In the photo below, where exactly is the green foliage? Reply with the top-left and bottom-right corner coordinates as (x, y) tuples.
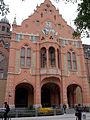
(73, 30), (80, 38)
(28, 103), (34, 110)
(74, 0), (90, 36)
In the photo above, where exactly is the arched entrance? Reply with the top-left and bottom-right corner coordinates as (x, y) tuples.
(15, 88), (28, 107)
(15, 83), (34, 108)
(41, 83), (60, 107)
(67, 84), (82, 108)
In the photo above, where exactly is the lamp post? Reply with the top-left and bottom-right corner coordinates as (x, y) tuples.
(8, 91), (11, 105)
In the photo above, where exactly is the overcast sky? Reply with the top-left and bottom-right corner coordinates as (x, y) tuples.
(2, 0), (90, 45)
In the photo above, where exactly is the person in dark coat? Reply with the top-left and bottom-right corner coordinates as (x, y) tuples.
(4, 102), (10, 120)
(75, 104), (82, 120)
(63, 104), (67, 113)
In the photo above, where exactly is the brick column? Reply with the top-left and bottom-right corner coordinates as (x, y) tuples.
(82, 78), (90, 105)
(62, 80), (68, 107)
(34, 76), (41, 108)
(8, 41), (16, 73)
(5, 75), (15, 108)
(55, 49), (58, 72)
(34, 44), (41, 108)
(60, 85), (63, 107)
(47, 48), (49, 68)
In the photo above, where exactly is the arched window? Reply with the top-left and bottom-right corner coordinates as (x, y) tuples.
(67, 52), (72, 70)
(36, 21), (39, 26)
(72, 52), (76, 70)
(2, 26), (5, 31)
(44, 9), (47, 14)
(20, 47), (31, 68)
(57, 49), (60, 68)
(54, 15), (56, 20)
(67, 50), (77, 70)
(49, 10), (52, 14)
(49, 47), (55, 67)
(41, 13), (43, 17)
(27, 48), (31, 67)
(20, 48), (25, 67)
(41, 48), (47, 68)
(7, 27), (9, 32)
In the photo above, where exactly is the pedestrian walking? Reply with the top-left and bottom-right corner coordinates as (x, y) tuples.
(63, 104), (67, 113)
(4, 102), (10, 120)
(75, 104), (82, 120)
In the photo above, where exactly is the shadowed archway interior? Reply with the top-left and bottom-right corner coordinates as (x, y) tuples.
(15, 88), (28, 107)
(67, 84), (82, 108)
(41, 83), (60, 107)
(15, 83), (34, 108)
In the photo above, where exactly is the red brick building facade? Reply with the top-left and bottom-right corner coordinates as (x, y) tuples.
(0, 17), (11, 106)
(5, 0), (90, 108)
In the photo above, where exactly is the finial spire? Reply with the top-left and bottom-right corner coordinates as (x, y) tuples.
(13, 14), (17, 25)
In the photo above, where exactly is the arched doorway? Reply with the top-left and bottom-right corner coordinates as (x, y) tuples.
(15, 83), (34, 108)
(41, 83), (60, 107)
(67, 84), (82, 108)
(15, 88), (28, 107)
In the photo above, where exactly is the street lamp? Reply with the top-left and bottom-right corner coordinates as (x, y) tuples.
(8, 91), (12, 105)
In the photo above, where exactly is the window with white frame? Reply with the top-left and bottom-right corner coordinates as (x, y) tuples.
(72, 52), (77, 70)
(20, 48), (25, 67)
(20, 47), (31, 68)
(2, 26), (5, 31)
(57, 49), (60, 68)
(44, 9), (47, 14)
(36, 21), (39, 26)
(49, 47), (55, 67)
(41, 48), (47, 68)
(30, 36), (33, 40)
(67, 52), (72, 70)
(26, 48), (31, 67)
(58, 24), (60, 30)
(67, 50), (77, 70)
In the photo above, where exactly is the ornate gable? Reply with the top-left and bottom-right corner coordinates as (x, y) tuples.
(12, 0), (74, 39)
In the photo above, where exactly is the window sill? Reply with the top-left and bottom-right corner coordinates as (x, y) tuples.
(69, 69), (77, 72)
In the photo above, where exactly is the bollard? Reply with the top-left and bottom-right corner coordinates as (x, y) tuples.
(15, 110), (18, 118)
(82, 112), (86, 120)
(35, 109), (38, 117)
(54, 109), (56, 116)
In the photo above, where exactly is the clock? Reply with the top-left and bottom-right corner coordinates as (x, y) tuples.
(46, 21), (52, 27)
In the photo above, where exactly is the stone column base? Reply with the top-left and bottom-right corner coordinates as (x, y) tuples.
(9, 105), (15, 109)
(34, 104), (42, 109)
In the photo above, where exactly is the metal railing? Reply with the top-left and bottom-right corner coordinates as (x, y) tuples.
(0, 108), (64, 118)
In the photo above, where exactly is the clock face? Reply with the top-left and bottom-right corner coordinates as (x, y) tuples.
(42, 28), (56, 35)
(46, 22), (52, 27)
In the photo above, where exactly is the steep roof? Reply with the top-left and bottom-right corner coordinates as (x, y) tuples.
(0, 16), (9, 24)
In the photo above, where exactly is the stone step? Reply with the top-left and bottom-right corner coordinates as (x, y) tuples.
(66, 108), (75, 114)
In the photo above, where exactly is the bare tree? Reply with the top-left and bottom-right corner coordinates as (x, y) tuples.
(0, 0), (9, 16)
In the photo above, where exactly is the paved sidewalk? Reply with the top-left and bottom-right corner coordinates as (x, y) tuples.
(11, 113), (90, 120)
